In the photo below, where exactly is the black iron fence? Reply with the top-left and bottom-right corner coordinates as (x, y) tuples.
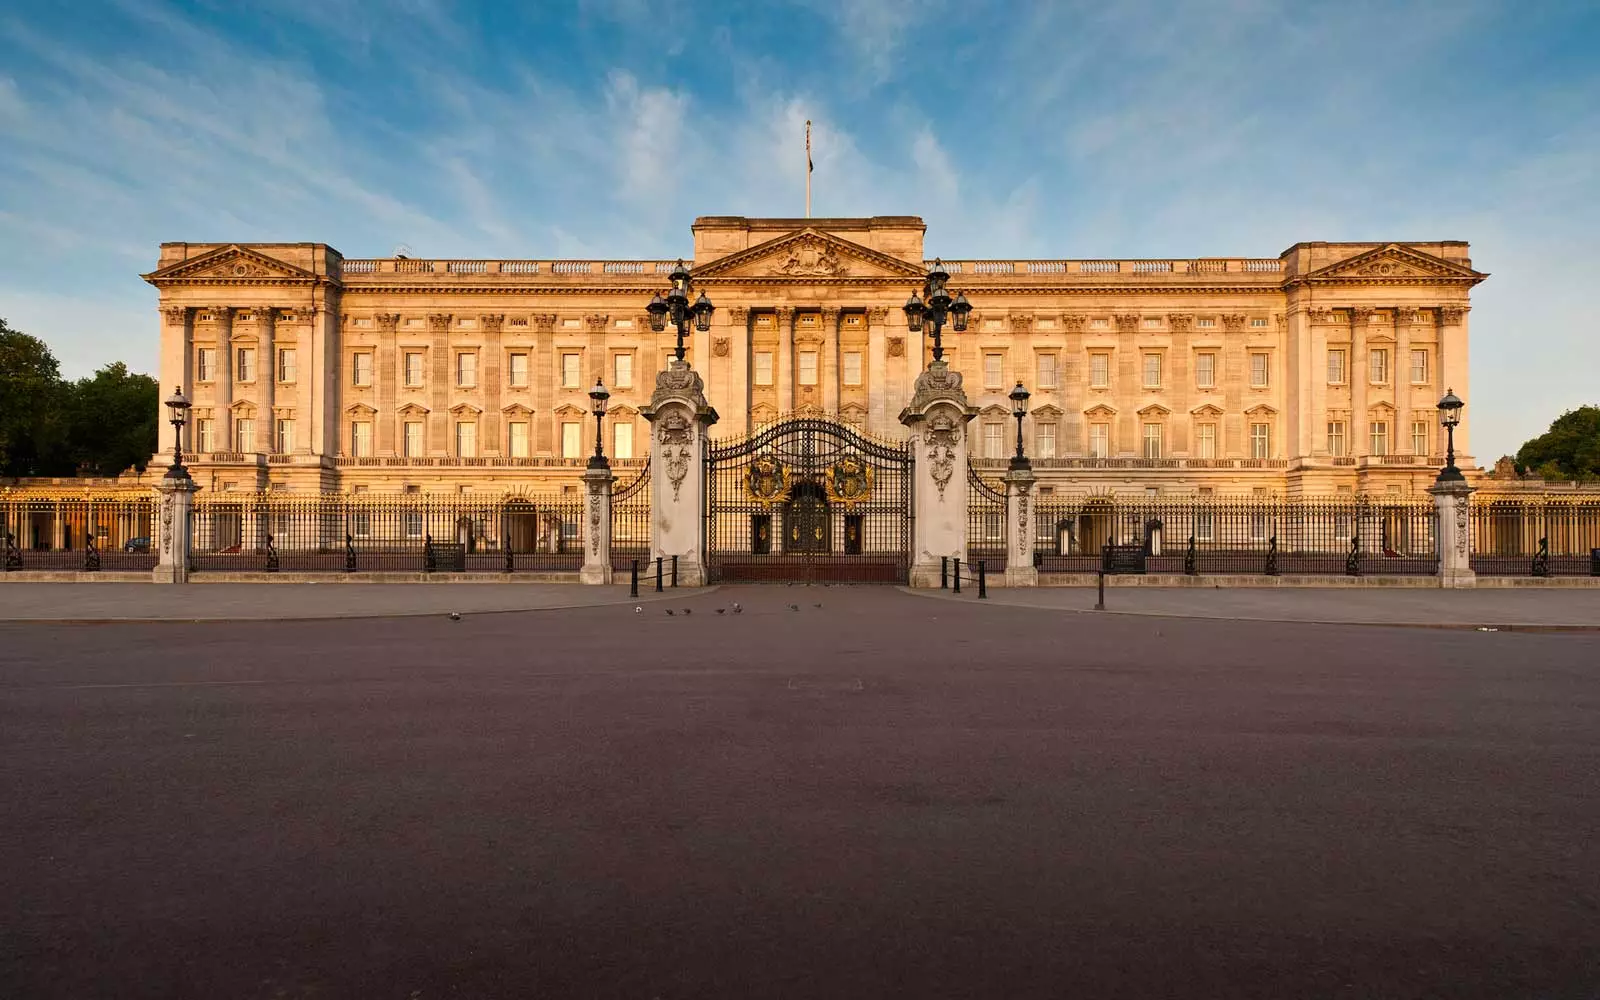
(188, 493), (585, 573)
(967, 463), (1008, 572)
(610, 458), (652, 571)
(1032, 495), (1440, 576)
(1, 496), (158, 572)
(1470, 497), (1600, 576)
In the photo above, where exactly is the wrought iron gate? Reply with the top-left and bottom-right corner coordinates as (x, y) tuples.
(705, 417), (912, 583)
(610, 458), (651, 570)
(968, 461), (1007, 572)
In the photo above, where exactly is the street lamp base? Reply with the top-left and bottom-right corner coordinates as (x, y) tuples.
(587, 455), (611, 471)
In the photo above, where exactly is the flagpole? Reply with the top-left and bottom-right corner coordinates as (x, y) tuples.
(805, 120), (812, 218)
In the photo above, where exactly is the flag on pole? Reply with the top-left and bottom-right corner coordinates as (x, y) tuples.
(806, 120), (813, 173)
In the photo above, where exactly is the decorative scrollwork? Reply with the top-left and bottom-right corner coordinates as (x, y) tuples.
(926, 414), (959, 499)
(743, 455), (793, 508)
(824, 456), (874, 511)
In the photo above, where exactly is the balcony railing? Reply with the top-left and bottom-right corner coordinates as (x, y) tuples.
(337, 257), (1289, 279)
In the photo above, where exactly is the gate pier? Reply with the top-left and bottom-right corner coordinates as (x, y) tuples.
(642, 361), (718, 587)
(900, 360), (977, 588)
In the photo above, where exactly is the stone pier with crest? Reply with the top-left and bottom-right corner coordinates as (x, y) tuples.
(642, 361), (718, 587)
(900, 360), (977, 588)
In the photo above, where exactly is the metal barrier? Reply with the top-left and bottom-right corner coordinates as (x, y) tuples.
(0, 496), (158, 572)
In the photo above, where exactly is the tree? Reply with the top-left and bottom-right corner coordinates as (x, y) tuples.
(0, 318), (69, 477)
(65, 363), (160, 476)
(1515, 406), (1600, 482)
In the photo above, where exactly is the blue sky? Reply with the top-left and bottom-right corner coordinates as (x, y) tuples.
(2, 0), (1597, 461)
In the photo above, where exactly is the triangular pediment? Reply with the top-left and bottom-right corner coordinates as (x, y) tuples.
(1084, 404), (1118, 417)
(144, 245), (318, 283)
(1190, 403), (1224, 417)
(1245, 403), (1278, 417)
(399, 403), (430, 417)
(1303, 244), (1485, 284)
(1032, 403), (1064, 418)
(448, 403), (483, 416)
(345, 402), (377, 415)
(979, 403), (1010, 417)
(693, 228), (926, 281)
(1137, 403), (1172, 417)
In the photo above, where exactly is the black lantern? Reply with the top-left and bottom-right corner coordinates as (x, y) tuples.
(1436, 388), (1464, 482)
(164, 385), (192, 480)
(646, 259), (712, 362)
(1009, 381), (1032, 471)
(903, 257), (969, 362)
(588, 378), (611, 469)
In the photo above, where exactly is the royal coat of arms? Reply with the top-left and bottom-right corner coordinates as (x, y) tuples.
(743, 455), (792, 507)
(824, 456), (874, 510)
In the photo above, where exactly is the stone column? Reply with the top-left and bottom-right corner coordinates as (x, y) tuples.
(159, 306), (192, 465)
(867, 306), (889, 435)
(580, 464), (614, 585)
(899, 360), (977, 588)
(1004, 465), (1039, 587)
(257, 309), (276, 453)
(641, 361), (719, 586)
(728, 307), (750, 437)
(1429, 479), (1476, 588)
(1351, 308), (1371, 460)
(821, 306), (841, 417)
(1395, 308), (1412, 454)
(776, 306), (795, 416)
(1438, 306), (1470, 460)
(213, 306), (235, 432)
(427, 314), (452, 455)
(533, 313), (556, 454)
(152, 474), (199, 584)
(375, 313), (400, 455)
(293, 308), (316, 455)
(483, 313), (505, 455)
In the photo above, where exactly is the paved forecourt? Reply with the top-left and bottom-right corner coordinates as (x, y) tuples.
(2, 585), (1598, 999)
(916, 583), (1600, 628)
(0, 581), (707, 622)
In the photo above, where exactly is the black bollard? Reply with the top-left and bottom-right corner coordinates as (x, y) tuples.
(671, 555), (678, 588)
(941, 556), (948, 590)
(1095, 569), (1105, 611)
(630, 559), (639, 598)
(978, 560), (987, 599)
(655, 556), (663, 593)
(953, 557), (962, 594)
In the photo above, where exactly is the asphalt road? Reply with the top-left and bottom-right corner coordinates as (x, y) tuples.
(3, 586), (1598, 999)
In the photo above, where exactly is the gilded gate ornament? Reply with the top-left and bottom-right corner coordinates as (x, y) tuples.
(742, 455), (792, 508)
(824, 456), (874, 511)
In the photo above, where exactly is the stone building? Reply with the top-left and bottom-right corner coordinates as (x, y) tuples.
(143, 215), (1484, 496)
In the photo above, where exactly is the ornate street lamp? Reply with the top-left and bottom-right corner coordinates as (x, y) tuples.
(1435, 388), (1465, 482)
(646, 259), (714, 363)
(902, 258), (971, 362)
(164, 385), (193, 481)
(1009, 381), (1032, 471)
(588, 378), (611, 470)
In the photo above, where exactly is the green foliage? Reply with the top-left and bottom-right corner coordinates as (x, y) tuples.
(0, 318), (158, 478)
(1515, 406), (1600, 482)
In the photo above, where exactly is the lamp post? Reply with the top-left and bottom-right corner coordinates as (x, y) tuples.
(901, 258), (972, 363)
(1435, 388), (1464, 483)
(1009, 381), (1031, 471)
(164, 386), (192, 481)
(646, 259), (714, 364)
(588, 378), (611, 470)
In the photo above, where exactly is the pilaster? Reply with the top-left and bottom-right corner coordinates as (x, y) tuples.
(152, 475), (199, 584)
(159, 306), (191, 463)
(1004, 465), (1039, 587)
(482, 314), (505, 455)
(728, 307), (750, 437)
(822, 306), (841, 416)
(867, 306), (889, 435)
(1429, 480), (1476, 588)
(1351, 308), (1370, 459)
(776, 306), (795, 416)
(1438, 306), (1470, 461)
(256, 308), (276, 454)
(427, 313), (451, 456)
(580, 465), (615, 585)
(375, 313), (399, 455)
(212, 306), (235, 425)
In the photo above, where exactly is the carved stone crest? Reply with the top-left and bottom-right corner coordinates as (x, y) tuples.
(926, 413), (959, 499)
(1454, 498), (1469, 559)
(742, 455), (792, 508)
(712, 337), (730, 358)
(587, 481), (604, 555)
(824, 456), (874, 511)
(659, 410), (694, 502)
(775, 237), (846, 277)
(888, 338), (905, 358)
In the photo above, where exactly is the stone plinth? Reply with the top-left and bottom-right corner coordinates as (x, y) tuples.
(580, 464), (614, 585)
(1004, 465), (1039, 587)
(899, 361), (977, 588)
(641, 361), (718, 587)
(152, 473), (199, 584)
(1429, 478), (1476, 589)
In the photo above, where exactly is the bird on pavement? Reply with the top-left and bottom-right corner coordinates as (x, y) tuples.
(715, 608), (725, 615)
(448, 612), (461, 621)
(731, 603), (742, 614)
(788, 604), (799, 611)
(634, 606), (642, 614)
(683, 609), (692, 616)
(665, 609), (674, 616)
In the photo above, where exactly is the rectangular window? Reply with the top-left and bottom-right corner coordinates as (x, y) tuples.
(351, 511), (372, 538)
(1327, 420), (1347, 457)
(507, 352), (529, 387)
(1369, 348), (1389, 384)
(613, 422), (634, 460)
(560, 353), (580, 389)
(753, 352), (773, 386)
(1370, 421), (1389, 456)
(1089, 353), (1110, 389)
(1089, 423), (1109, 459)
(1250, 352), (1269, 387)
(561, 421), (581, 459)
(351, 421), (371, 457)
(1195, 353), (1215, 389)
(984, 354), (1003, 388)
(1196, 423), (1216, 459)
(1143, 423), (1163, 460)
(1142, 353), (1162, 389)
(984, 423), (1004, 460)
(1036, 422), (1056, 459)
(1250, 318), (1269, 328)
(277, 348), (296, 383)
(1411, 420), (1428, 456)
(236, 348), (255, 383)
(1195, 509), (1214, 542)
(400, 421), (422, 457)
(404, 352), (424, 387)
(843, 352), (863, 386)
(1410, 349), (1428, 384)
(196, 347), (216, 382)
(457, 353), (477, 388)
(352, 351), (372, 386)
(507, 421), (529, 458)
(613, 353), (633, 388)
(402, 512), (423, 539)
(798, 350), (818, 386)
(234, 417), (255, 452)
(1036, 354), (1057, 389)
(1327, 349), (1347, 384)
(196, 418), (215, 454)
(274, 418), (293, 454)
(456, 421), (476, 458)
(1251, 422), (1270, 459)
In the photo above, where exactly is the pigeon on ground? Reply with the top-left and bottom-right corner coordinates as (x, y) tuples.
(715, 608), (725, 615)
(814, 603), (822, 608)
(683, 609), (692, 616)
(788, 604), (799, 612)
(666, 609), (675, 616)
(448, 612), (461, 621)
(634, 606), (642, 614)
(731, 603), (742, 614)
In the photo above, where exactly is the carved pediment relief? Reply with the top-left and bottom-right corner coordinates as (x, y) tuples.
(1137, 403), (1172, 417)
(1190, 403), (1225, 417)
(1084, 403), (1118, 417)
(144, 245), (317, 283)
(553, 403), (586, 417)
(1032, 403), (1064, 418)
(345, 402), (377, 415)
(1244, 404), (1278, 417)
(609, 404), (639, 417)
(1303, 244), (1485, 285)
(398, 403), (431, 417)
(693, 228), (926, 281)
(979, 403), (1011, 417)
(449, 403), (483, 416)
(750, 403), (778, 426)
(500, 403), (532, 416)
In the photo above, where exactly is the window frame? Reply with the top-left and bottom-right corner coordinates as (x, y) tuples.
(753, 351), (774, 386)
(403, 420), (424, 458)
(1088, 423), (1110, 459)
(561, 421), (582, 459)
(455, 420), (477, 458)
(457, 352), (479, 389)
(1409, 349), (1429, 385)
(1250, 422), (1271, 459)
(1327, 349), (1347, 385)
(274, 417), (293, 454)
(276, 348), (296, 384)
(1369, 348), (1389, 385)
(236, 347), (256, 384)
(1142, 422), (1163, 460)
(1195, 352), (1216, 389)
(352, 351), (373, 387)
(613, 353), (634, 389)
(613, 421), (634, 460)
(1036, 353), (1058, 389)
(234, 416), (255, 453)
(798, 350), (819, 386)
(1035, 421), (1057, 459)
(1142, 353), (1162, 389)
(350, 420), (372, 457)
(1089, 353), (1111, 389)
(507, 421), (529, 459)
(842, 351), (863, 387)
(404, 351), (425, 388)
(196, 347), (216, 383)
(1196, 422), (1217, 459)
(507, 352), (529, 388)
(1326, 420), (1347, 457)
(1249, 352), (1269, 388)
(983, 353), (1004, 389)
(1370, 420), (1389, 457)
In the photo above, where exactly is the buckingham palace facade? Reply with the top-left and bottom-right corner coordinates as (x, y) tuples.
(143, 215), (1484, 497)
